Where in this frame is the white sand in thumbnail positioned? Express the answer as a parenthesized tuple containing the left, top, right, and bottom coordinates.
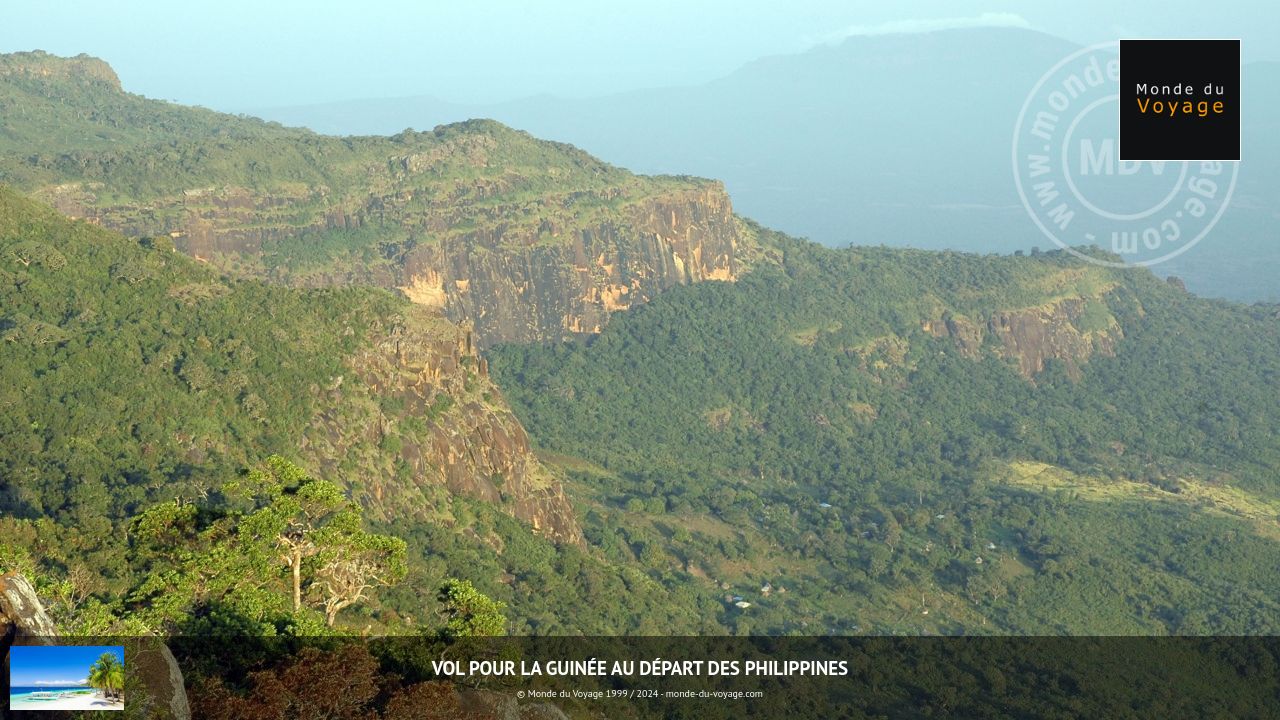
(9, 690, 123, 711)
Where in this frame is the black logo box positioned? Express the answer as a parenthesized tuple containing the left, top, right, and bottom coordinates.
(1120, 39, 1241, 161)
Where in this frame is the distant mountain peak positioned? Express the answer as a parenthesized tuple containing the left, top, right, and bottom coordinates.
(0, 50, 121, 91)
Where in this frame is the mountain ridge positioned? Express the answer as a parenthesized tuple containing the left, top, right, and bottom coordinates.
(249, 27, 1279, 303)
(3, 40, 1279, 638)
(0, 183, 578, 543)
(0, 49, 121, 89)
(0, 52, 749, 347)
(492, 226, 1280, 634)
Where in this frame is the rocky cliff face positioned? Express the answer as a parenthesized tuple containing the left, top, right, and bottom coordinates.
(399, 183, 740, 345)
(0, 573, 56, 639)
(301, 306, 582, 544)
(0, 182, 578, 564)
(2, 574, 58, 720)
(0, 51, 121, 89)
(42, 177, 743, 348)
(10, 58, 749, 349)
(924, 295, 1122, 379)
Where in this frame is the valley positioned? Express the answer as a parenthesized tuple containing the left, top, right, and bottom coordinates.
(1, 50, 1278, 643)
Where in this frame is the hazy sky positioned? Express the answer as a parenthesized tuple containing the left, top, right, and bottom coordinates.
(2, 1, 1275, 109)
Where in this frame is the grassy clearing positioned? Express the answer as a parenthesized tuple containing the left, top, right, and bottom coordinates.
(1003, 461, 1280, 541)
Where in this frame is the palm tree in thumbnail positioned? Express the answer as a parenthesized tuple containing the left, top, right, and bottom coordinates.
(88, 652, 124, 702)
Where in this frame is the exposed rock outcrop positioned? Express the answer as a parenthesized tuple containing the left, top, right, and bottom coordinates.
(0, 50, 121, 89)
(126, 641, 192, 720)
(922, 314, 984, 358)
(0, 573, 55, 640)
(403, 183, 740, 345)
(519, 703, 571, 720)
(925, 295, 1122, 379)
(987, 298, 1120, 378)
(42, 179, 743, 348)
(459, 690, 520, 720)
(2, 575, 56, 720)
(302, 306, 582, 544)
(27, 115, 746, 348)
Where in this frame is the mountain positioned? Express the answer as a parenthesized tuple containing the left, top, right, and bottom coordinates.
(491, 225, 1280, 634)
(261, 28, 1074, 238)
(257, 28, 1280, 303)
(4, 44, 1280, 639)
(0, 181, 582, 538)
(0, 51, 748, 348)
(0, 185, 739, 634)
(5, 173, 1279, 637)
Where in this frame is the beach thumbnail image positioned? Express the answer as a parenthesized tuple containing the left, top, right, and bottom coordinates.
(8, 645, 125, 711)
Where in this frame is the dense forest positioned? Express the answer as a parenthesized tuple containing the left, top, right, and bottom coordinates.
(0, 50, 746, 351)
(491, 226, 1280, 634)
(0, 186, 724, 636)
(0, 48, 702, 268)
(2, 48, 1279, 643)
(4, 182, 1280, 639)
(2, 37, 1279, 720)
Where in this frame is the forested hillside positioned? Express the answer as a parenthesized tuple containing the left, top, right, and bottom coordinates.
(491, 226, 1280, 634)
(0, 186, 724, 635)
(0, 51, 747, 347)
(3, 48, 1279, 641)
(5, 186, 1278, 638)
